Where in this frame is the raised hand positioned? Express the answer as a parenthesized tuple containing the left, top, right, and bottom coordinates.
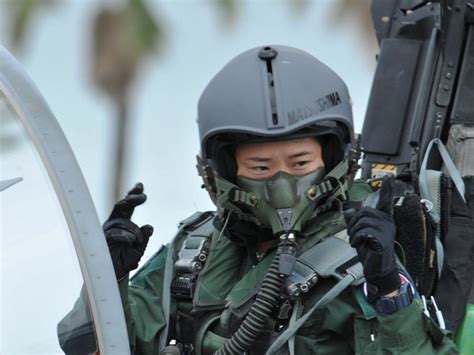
(348, 176, 400, 302)
(103, 183, 154, 279)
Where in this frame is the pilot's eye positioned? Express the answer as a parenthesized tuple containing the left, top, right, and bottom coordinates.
(251, 166, 270, 173)
(293, 161, 310, 169)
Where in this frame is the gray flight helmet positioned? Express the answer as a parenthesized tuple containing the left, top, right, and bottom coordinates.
(197, 45, 354, 164)
(196, 45, 354, 205)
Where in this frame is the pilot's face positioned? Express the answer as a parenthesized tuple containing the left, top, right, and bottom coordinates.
(235, 137, 324, 180)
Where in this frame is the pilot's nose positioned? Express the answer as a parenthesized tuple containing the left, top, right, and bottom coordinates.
(273, 164, 292, 177)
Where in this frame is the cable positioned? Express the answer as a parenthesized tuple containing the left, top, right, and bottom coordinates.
(214, 244, 284, 355)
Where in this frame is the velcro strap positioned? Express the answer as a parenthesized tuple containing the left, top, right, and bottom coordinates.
(318, 179, 334, 194)
(231, 188, 258, 206)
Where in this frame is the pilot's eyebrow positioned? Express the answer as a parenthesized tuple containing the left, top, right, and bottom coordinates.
(245, 157, 272, 162)
(289, 151, 312, 159)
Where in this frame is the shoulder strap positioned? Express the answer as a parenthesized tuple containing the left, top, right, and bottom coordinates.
(158, 211, 215, 351)
(130, 211, 215, 283)
(172, 212, 216, 297)
(419, 138, 464, 278)
(420, 138, 466, 214)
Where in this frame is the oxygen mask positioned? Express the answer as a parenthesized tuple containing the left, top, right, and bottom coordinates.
(236, 168, 326, 235)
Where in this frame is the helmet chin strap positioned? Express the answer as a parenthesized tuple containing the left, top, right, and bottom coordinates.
(210, 159, 349, 235)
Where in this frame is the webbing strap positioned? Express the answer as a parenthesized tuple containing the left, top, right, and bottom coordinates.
(195, 313, 222, 355)
(230, 189, 257, 206)
(159, 212, 215, 349)
(327, 158, 350, 182)
(287, 298, 301, 355)
(316, 159, 349, 204)
(159, 233, 179, 350)
(419, 139, 463, 280)
(436, 237, 445, 278)
(419, 138, 466, 213)
(266, 266, 361, 355)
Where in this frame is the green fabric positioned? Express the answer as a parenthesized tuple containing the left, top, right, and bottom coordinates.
(193, 230, 244, 310)
(348, 179, 374, 202)
(122, 232, 185, 355)
(456, 304, 474, 354)
(124, 246, 169, 355)
(299, 207, 346, 251)
(195, 313, 223, 354)
(354, 285, 377, 320)
(225, 249, 276, 318)
(118, 211, 458, 355)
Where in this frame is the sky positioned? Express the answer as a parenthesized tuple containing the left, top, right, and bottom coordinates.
(2, 0, 376, 245)
(0, 0, 377, 353)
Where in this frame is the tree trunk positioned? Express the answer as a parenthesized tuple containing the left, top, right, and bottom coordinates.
(110, 93, 129, 207)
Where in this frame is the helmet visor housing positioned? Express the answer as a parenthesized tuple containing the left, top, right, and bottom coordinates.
(197, 45, 354, 171)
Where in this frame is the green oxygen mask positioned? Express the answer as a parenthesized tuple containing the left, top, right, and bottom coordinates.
(236, 168, 326, 235)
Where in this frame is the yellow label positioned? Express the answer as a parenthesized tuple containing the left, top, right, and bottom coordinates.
(370, 164, 397, 187)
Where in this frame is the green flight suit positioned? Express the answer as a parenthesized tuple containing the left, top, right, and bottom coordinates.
(119, 207, 458, 355)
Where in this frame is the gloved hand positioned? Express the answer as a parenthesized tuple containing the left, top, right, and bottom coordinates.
(347, 176, 400, 303)
(103, 182, 154, 279)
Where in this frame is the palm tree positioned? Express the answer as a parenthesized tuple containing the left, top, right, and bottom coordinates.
(90, 0, 164, 206)
(3, 0, 165, 207)
(2, 0, 374, 207)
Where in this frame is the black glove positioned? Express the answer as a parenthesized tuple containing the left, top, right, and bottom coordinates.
(348, 176, 400, 303)
(103, 182, 153, 279)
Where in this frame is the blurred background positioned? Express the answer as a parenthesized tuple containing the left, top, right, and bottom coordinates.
(0, 0, 376, 258)
(0, 1, 377, 353)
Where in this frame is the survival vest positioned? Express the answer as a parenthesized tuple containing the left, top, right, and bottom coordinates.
(156, 208, 366, 355)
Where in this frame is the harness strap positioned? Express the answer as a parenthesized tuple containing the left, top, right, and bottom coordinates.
(172, 218, 215, 299)
(435, 238, 445, 279)
(287, 298, 301, 355)
(160, 233, 179, 350)
(420, 138, 466, 218)
(195, 313, 222, 355)
(159, 211, 215, 350)
(419, 138, 465, 278)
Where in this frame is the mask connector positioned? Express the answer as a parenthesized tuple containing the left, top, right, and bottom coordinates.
(277, 208, 293, 232)
(279, 233, 296, 277)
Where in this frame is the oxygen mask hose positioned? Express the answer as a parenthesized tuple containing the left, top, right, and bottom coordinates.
(215, 217, 299, 355)
(215, 236, 295, 355)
